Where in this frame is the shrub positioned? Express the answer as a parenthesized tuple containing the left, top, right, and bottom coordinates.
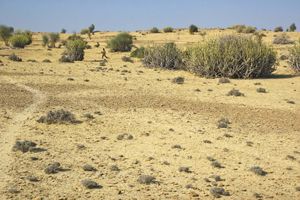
(231, 25, 256, 33)
(88, 24, 95, 34)
(163, 27, 174, 33)
(9, 34, 30, 48)
(42, 34, 49, 47)
(8, 53, 22, 62)
(107, 32, 133, 52)
(59, 55, 74, 63)
(189, 24, 198, 34)
(0, 25, 14, 46)
(227, 89, 244, 96)
(68, 34, 84, 41)
(130, 47, 145, 58)
(61, 39, 86, 62)
(48, 32, 60, 48)
(150, 27, 159, 33)
(143, 43, 184, 70)
(37, 109, 80, 124)
(42, 59, 51, 63)
(61, 28, 66, 34)
(80, 28, 91, 39)
(288, 41, 300, 73)
(172, 76, 184, 84)
(273, 34, 294, 45)
(274, 26, 283, 32)
(186, 35, 277, 78)
(121, 56, 133, 63)
(288, 23, 297, 32)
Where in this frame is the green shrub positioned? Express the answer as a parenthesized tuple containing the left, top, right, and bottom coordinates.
(61, 39, 87, 61)
(150, 27, 159, 33)
(107, 32, 133, 52)
(288, 41, 300, 73)
(42, 34, 49, 47)
(274, 26, 283, 32)
(189, 24, 198, 34)
(0, 25, 14, 46)
(273, 34, 294, 45)
(130, 47, 145, 58)
(186, 35, 277, 78)
(61, 28, 66, 34)
(88, 24, 95, 34)
(9, 34, 30, 48)
(48, 33, 60, 48)
(288, 23, 297, 32)
(8, 53, 22, 62)
(68, 34, 84, 41)
(163, 27, 174, 33)
(143, 43, 184, 70)
(231, 25, 256, 33)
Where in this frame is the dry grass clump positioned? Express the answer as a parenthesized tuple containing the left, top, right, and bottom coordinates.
(121, 56, 133, 63)
(256, 88, 267, 93)
(81, 179, 102, 189)
(218, 77, 230, 84)
(187, 35, 276, 78)
(13, 140, 36, 153)
(42, 59, 51, 63)
(250, 166, 267, 176)
(37, 109, 80, 124)
(137, 175, 156, 184)
(217, 118, 230, 128)
(8, 53, 22, 62)
(273, 34, 294, 45)
(288, 41, 300, 73)
(210, 187, 230, 198)
(227, 89, 244, 96)
(231, 25, 256, 33)
(130, 47, 145, 58)
(143, 43, 184, 70)
(172, 76, 185, 84)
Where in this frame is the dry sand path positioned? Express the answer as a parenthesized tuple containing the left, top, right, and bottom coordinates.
(0, 77, 46, 197)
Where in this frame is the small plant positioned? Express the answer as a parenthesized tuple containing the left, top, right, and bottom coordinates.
(130, 47, 145, 58)
(121, 56, 133, 63)
(137, 175, 156, 185)
(218, 77, 230, 84)
(48, 33, 60, 48)
(288, 41, 300, 73)
(143, 43, 184, 70)
(189, 24, 198, 34)
(107, 32, 133, 52)
(42, 34, 49, 47)
(210, 187, 230, 198)
(37, 109, 80, 124)
(274, 26, 283, 32)
(187, 35, 276, 78)
(163, 27, 174, 33)
(256, 88, 267, 93)
(8, 53, 22, 62)
(59, 55, 74, 63)
(42, 59, 51, 63)
(81, 179, 101, 189)
(150, 27, 159, 33)
(61, 39, 87, 62)
(217, 118, 230, 128)
(250, 166, 267, 176)
(227, 89, 244, 96)
(273, 34, 294, 45)
(0, 25, 14, 46)
(80, 28, 91, 39)
(172, 76, 184, 84)
(9, 34, 30, 48)
(88, 24, 95, 35)
(288, 23, 297, 32)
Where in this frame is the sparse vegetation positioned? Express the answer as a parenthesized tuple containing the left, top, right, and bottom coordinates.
(48, 33, 60, 48)
(256, 88, 267, 93)
(81, 179, 101, 189)
(8, 53, 22, 62)
(0, 25, 14, 46)
(288, 23, 297, 32)
(130, 47, 145, 58)
(121, 56, 133, 63)
(231, 25, 256, 33)
(88, 24, 95, 34)
(107, 32, 133, 52)
(250, 166, 267, 176)
(274, 26, 283, 32)
(61, 39, 87, 61)
(80, 28, 91, 39)
(37, 109, 80, 124)
(163, 27, 174, 33)
(9, 34, 31, 48)
(172, 76, 184, 84)
(189, 24, 198, 34)
(150, 27, 159, 33)
(61, 28, 66, 34)
(218, 77, 230, 84)
(137, 175, 156, 184)
(187, 35, 276, 78)
(210, 187, 230, 198)
(227, 88, 244, 96)
(273, 34, 294, 45)
(143, 43, 184, 70)
(217, 118, 230, 128)
(288, 41, 300, 73)
(42, 34, 49, 47)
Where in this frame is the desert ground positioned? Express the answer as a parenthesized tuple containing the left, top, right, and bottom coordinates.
(0, 29, 299, 199)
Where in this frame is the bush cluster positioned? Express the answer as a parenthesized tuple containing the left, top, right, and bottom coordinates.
(150, 27, 159, 33)
(143, 43, 184, 70)
(163, 27, 174, 33)
(288, 41, 300, 73)
(186, 35, 276, 78)
(274, 26, 283, 32)
(189, 24, 198, 34)
(61, 39, 87, 62)
(0, 25, 14, 46)
(231, 25, 256, 33)
(107, 32, 133, 52)
(42, 33, 60, 48)
(273, 34, 294, 45)
(130, 47, 145, 58)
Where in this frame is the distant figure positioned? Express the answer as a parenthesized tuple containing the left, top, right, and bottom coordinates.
(101, 48, 108, 59)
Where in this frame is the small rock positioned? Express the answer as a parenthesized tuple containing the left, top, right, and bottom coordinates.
(81, 179, 102, 189)
(82, 164, 97, 171)
(137, 175, 156, 184)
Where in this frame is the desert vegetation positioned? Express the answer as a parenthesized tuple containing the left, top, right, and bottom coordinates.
(107, 32, 133, 52)
(288, 40, 300, 73)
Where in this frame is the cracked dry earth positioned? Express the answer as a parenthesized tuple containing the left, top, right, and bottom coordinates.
(0, 30, 299, 200)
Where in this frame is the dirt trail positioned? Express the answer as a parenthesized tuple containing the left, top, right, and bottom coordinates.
(0, 77, 45, 197)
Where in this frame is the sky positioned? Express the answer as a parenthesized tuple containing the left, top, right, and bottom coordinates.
(0, 0, 299, 32)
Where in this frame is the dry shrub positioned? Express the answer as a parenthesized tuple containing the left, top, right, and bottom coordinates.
(288, 41, 300, 73)
(37, 109, 80, 124)
(273, 34, 294, 45)
(8, 53, 22, 62)
(187, 35, 276, 78)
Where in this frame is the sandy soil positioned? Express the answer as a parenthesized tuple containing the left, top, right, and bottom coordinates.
(0, 29, 299, 200)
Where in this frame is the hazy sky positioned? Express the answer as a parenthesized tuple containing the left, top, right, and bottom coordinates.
(0, 0, 299, 32)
